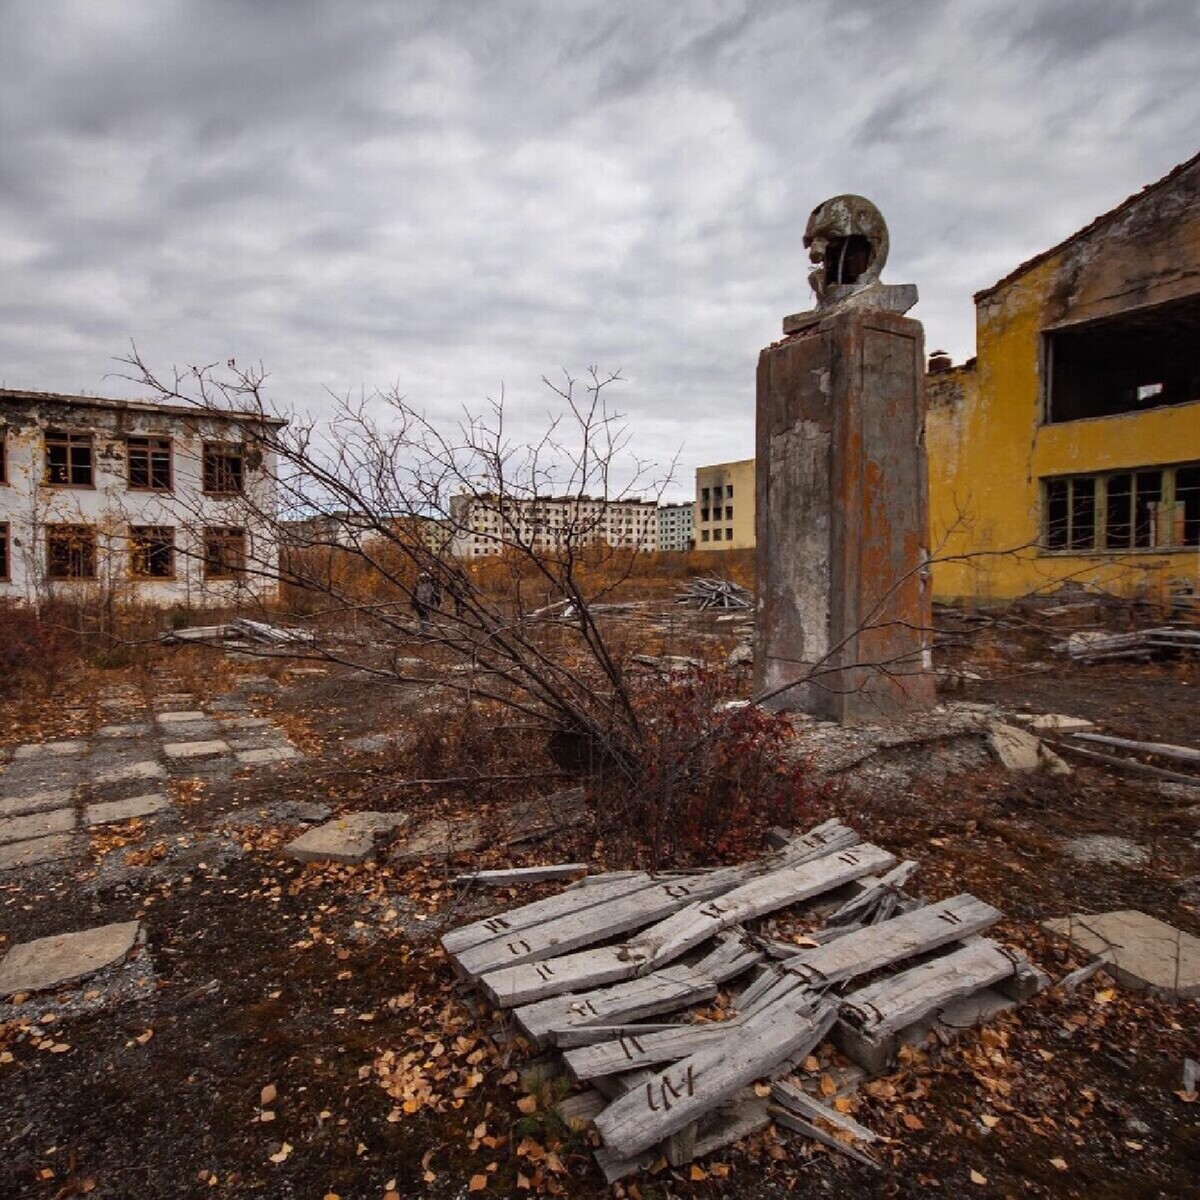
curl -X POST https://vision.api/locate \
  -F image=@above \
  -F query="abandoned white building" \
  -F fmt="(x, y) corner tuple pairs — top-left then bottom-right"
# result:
(448, 494), (658, 558)
(656, 502), (695, 552)
(0, 389), (284, 605)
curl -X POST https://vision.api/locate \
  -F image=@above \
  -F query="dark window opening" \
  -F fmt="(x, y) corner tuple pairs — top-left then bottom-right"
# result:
(1105, 473), (1132, 549)
(726, 484), (734, 498)
(701, 487), (710, 503)
(127, 436), (172, 490)
(1069, 477), (1096, 549)
(1045, 478), (1069, 549)
(725, 526), (734, 541)
(700, 508), (709, 522)
(130, 526), (175, 578)
(203, 444), (244, 494)
(1045, 294), (1200, 423)
(204, 526), (246, 578)
(45, 431), (93, 486)
(725, 505), (733, 520)
(1177, 466), (1200, 547)
(1134, 471), (1162, 548)
(47, 524), (97, 579)
(0, 430), (7, 485)
(701, 530), (710, 542)
(0, 522), (9, 579)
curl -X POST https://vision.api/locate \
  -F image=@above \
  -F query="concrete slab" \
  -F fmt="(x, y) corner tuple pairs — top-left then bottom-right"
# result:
(284, 811), (408, 864)
(0, 807), (75, 845)
(85, 793), (172, 827)
(97, 724), (153, 739)
(0, 788), (74, 819)
(162, 740), (231, 760)
(220, 716), (274, 730)
(0, 921), (141, 995)
(1063, 835), (1149, 867)
(0, 833), (83, 871)
(987, 723), (1071, 775)
(391, 815), (485, 861)
(1018, 713), (1097, 733)
(1043, 910), (1200, 999)
(236, 746), (300, 765)
(156, 711), (208, 725)
(13, 740), (88, 760)
(92, 760), (167, 785)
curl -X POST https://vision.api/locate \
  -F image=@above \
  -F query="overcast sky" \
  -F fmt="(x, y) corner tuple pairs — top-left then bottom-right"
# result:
(1, 0), (1197, 499)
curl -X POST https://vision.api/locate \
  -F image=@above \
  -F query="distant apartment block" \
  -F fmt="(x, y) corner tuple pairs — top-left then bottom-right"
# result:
(0, 388), (284, 604)
(448, 494), (658, 558)
(282, 510), (451, 555)
(657, 502), (694, 552)
(695, 457), (755, 550)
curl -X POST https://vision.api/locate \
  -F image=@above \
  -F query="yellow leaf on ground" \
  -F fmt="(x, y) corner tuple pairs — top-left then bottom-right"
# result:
(819, 1074), (837, 1097)
(261, 1084), (277, 1105)
(981, 1115), (1000, 1129)
(903, 1113), (924, 1131)
(970, 1170), (987, 1185)
(468, 1175), (488, 1192)
(690, 1165), (707, 1181)
(1049, 1158), (1068, 1171)
(268, 1142), (293, 1164)
(516, 1095), (538, 1114)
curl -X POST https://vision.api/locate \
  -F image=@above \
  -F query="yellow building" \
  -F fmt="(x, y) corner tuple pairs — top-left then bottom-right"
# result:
(927, 151), (1200, 603)
(695, 457), (755, 550)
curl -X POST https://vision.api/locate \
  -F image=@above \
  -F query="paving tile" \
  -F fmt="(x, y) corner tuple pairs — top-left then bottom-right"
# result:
(162, 740), (231, 760)
(92, 760), (168, 785)
(0, 788), (74, 819)
(1043, 909), (1200, 999)
(97, 724), (153, 739)
(0, 807), (76, 846)
(236, 746), (301, 766)
(220, 716), (275, 730)
(0, 834), (84, 872)
(85, 793), (172, 826)
(0, 921), (141, 995)
(13, 740), (89, 760)
(284, 812), (407, 864)
(156, 711), (208, 725)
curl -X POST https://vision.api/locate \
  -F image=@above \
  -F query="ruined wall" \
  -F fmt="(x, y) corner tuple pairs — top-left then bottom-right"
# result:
(927, 157), (1200, 602)
(0, 393), (281, 605)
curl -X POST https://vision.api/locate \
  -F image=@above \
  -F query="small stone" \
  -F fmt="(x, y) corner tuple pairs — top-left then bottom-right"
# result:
(1018, 713), (1096, 733)
(987, 723), (1047, 773)
(0, 921), (141, 995)
(1063, 835), (1149, 867)
(85, 794), (172, 827)
(162, 740), (231, 760)
(0, 808), (75, 846)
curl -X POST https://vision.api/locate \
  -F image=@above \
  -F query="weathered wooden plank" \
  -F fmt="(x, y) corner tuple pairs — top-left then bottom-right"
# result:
(549, 1022), (684, 1049)
(781, 894), (1001, 988)
(839, 938), (1016, 1040)
(440, 871), (654, 955)
(693, 1095), (771, 1157)
(592, 997), (837, 1160)
(517, 965), (719, 1046)
(481, 844), (892, 1006)
(564, 1021), (730, 1081)
(771, 1079), (879, 1143)
(556, 1089), (607, 1126)
(821, 860), (919, 929)
(1068, 731), (1200, 764)
(769, 1106), (881, 1168)
(453, 863), (588, 886)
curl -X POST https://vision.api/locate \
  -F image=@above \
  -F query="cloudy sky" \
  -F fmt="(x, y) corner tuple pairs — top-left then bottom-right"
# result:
(1, 1), (1197, 499)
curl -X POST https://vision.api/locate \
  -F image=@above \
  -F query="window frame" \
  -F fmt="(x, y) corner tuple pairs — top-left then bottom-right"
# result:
(44, 430), (95, 488)
(126, 435), (174, 492)
(202, 442), (246, 496)
(46, 523), (98, 580)
(129, 525), (176, 579)
(203, 525), (247, 579)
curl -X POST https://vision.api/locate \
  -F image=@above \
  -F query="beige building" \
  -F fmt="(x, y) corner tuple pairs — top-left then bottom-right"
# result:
(695, 457), (755, 550)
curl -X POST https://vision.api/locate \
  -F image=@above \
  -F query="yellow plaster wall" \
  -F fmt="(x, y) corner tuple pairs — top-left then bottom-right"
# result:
(695, 457), (756, 550)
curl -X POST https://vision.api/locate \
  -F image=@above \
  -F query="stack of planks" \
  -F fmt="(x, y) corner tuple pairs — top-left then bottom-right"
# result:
(442, 818), (1045, 1181)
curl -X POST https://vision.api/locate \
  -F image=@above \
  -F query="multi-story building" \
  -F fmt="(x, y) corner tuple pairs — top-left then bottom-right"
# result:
(926, 150), (1200, 602)
(0, 389), (284, 604)
(282, 511), (452, 555)
(695, 458), (755, 550)
(657, 502), (694, 552)
(448, 494), (658, 558)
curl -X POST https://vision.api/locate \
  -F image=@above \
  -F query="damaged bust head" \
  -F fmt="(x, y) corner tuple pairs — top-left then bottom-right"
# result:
(803, 194), (889, 301)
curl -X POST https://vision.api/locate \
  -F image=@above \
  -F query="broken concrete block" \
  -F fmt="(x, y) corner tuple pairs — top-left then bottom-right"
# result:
(284, 811), (408, 864)
(1019, 713), (1096, 733)
(0, 807), (75, 846)
(986, 723), (1068, 774)
(0, 921), (141, 996)
(0, 833), (84, 871)
(13, 740), (88, 759)
(85, 793), (172, 827)
(235, 746), (300, 765)
(156, 711), (208, 725)
(162, 740), (231, 760)
(93, 760), (167, 785)
(1042, 910), (1200, 999)
(97, 724), (153, 739)
(0, 788), (74, 820)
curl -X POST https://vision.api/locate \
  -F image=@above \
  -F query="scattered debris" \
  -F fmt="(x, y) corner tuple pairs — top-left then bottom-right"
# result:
(453, 864), (589, 886)
(1054, 626), (1200, 663)
(986, 722), (1071, 776)
(161, 618), (316, 649)
(1062, 834), (1149, 868)
(675, 576), (753, 611)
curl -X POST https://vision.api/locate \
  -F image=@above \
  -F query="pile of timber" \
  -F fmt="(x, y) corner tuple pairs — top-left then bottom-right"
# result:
(161, 617), (316, 648)
(675, 576), (753, 611)
(1054, 625), (1200, 662)
(1048, 731), (1200, 787)
(442, 819), (1045, 1181)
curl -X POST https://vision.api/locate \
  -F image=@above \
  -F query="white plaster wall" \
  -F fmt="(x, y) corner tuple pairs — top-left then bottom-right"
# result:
(0, 399), (281, 606)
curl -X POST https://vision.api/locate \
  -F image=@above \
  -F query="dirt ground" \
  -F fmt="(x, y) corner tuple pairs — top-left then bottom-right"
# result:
(1, 617), (1198, 1200)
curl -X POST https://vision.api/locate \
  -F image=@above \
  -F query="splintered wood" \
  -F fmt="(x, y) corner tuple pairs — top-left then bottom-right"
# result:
(441, 818), (1045, 1182)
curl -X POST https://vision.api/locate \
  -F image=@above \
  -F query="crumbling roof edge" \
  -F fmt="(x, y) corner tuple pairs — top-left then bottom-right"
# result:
(0, 387), (289, 427)
(973, 148), (1200, 303)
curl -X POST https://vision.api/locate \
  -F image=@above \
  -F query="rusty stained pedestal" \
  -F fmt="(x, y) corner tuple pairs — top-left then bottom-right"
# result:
(753, 308), (935, 724)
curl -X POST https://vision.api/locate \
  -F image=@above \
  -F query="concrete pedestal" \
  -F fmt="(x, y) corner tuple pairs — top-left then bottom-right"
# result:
(753, 308), (935, 723)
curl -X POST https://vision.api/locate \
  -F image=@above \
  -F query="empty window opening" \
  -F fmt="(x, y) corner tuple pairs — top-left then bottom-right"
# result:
(1045, 294), (1200, 423)
(47, 524), (97, 579)
(45, 431), (93, 486)
(130, 526), (175, 578)
(0, 429), (7, 485)
(725, 505), (733, 520)
(204, 526), (246, 578)
(0, 522), (9, 579)
(127, 437), (172, 490)
(725, 527), (734, 540)
(203, 444), (244, 494)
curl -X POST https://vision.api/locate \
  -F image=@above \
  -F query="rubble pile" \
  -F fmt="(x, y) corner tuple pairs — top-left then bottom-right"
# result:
(675, 576), (753, 611)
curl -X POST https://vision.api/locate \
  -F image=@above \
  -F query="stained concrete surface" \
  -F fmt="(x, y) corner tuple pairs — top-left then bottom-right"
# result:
(0, 921), (141, 995)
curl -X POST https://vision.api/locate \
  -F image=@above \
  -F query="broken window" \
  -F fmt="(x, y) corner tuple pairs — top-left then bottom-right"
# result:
(701, 487), (710, 503)
(1044, 463), (1199, 551)
(701, 529), (710, 542)
(1045, 293), (1200, 423)
(0, 522), (9, 580)
(726, 484), (734, 498)
(130, 526), (175, 578)
(700, 508), (710, 522)
(726, 527), (734, 541)
(46, 524), (97, 579)
(725, 505), (733, 520)
(44, 430), (93, 486)
(0, 429), (7, 484)
(127, 436), (172, 490)
(203, 443), (244, 494)
(203, 526), (246, 578)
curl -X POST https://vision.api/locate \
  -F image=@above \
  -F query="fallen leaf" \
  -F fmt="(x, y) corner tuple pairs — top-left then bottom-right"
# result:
(903, 1113), (924, 1131)
(135, 1029), (154, 1045)
(1125, 1140), (1143, 1151)
(50, 1043), (70, 1054)
(690, 1165), (707, 1181)
(261, 1084), (277, 1105)
(970, 1170), (987, 1185)
(516, 1094), (538, 1114)
(468, 1175), (488, 1192)
(980, 1114), (1000, 1129)
(260, 1111), (276, 1123)
(819, 1074), (837, 1097)
(268, 1142), (293, 1164)
(324, 1193), (341, 1200)
(1050, 1158), (1068, 1171)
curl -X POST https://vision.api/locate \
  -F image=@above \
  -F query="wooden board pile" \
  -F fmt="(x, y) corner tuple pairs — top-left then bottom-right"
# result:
(1054, 625), (1200, 662)
(675, 576), (753, 611)
(161, 617), (316, 648)
(442, 819), (1046, 1181)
